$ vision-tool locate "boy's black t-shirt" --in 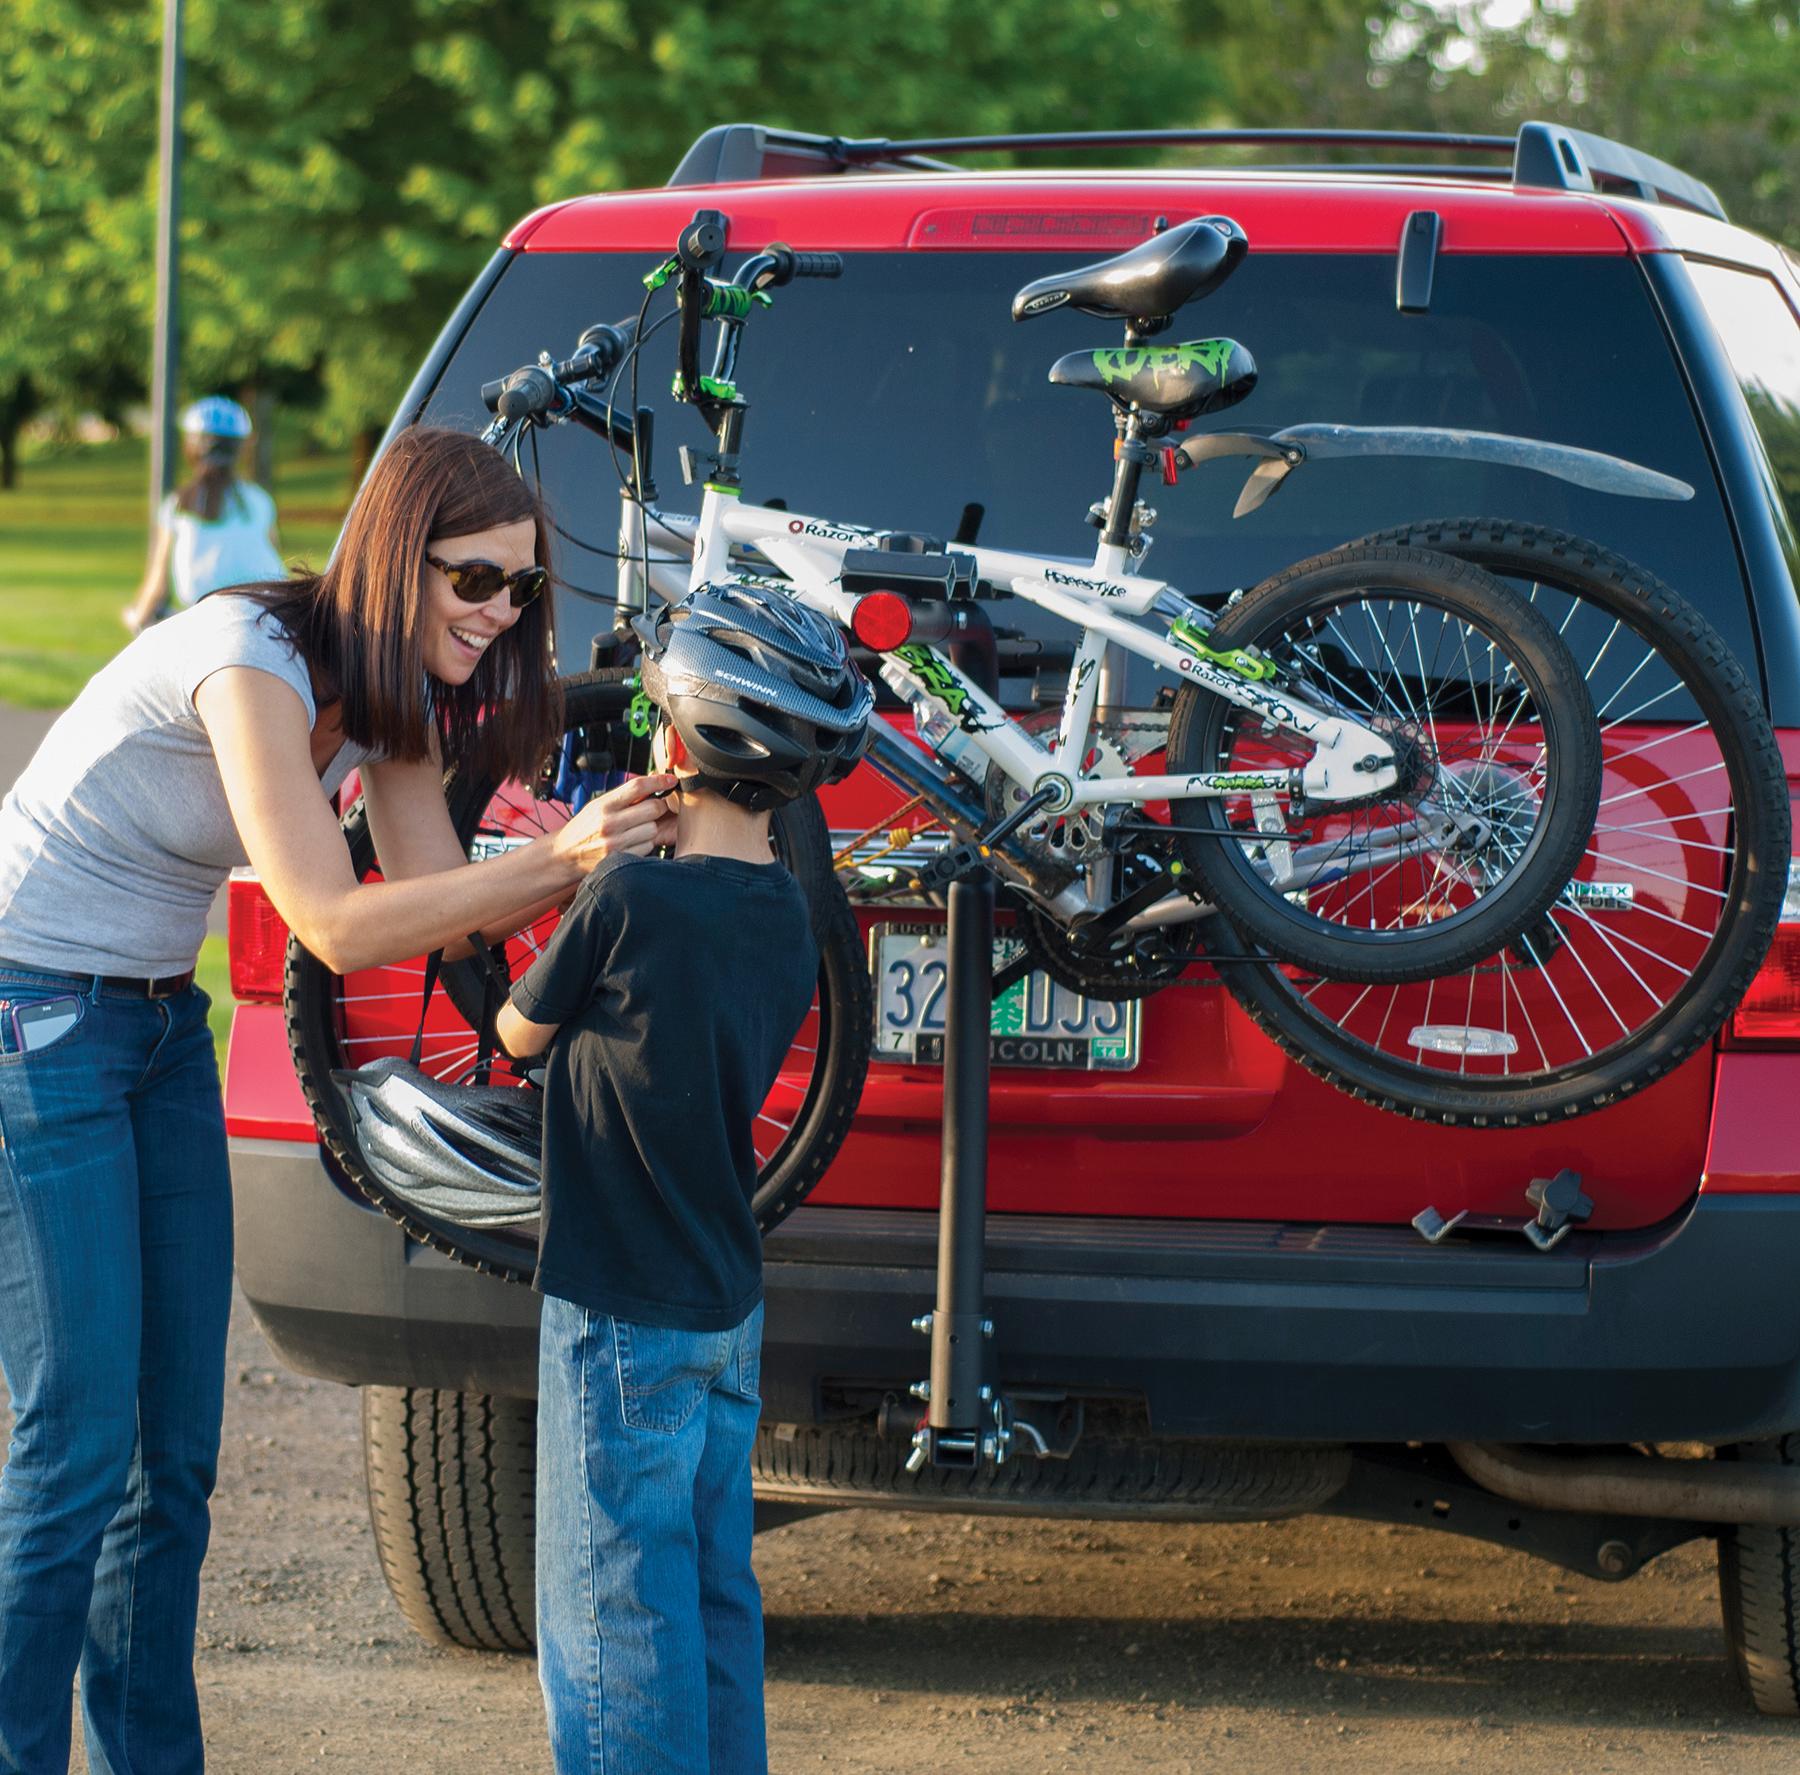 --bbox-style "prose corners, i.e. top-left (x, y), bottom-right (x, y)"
top-left (511, 849), bottom-right (819, 1331)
